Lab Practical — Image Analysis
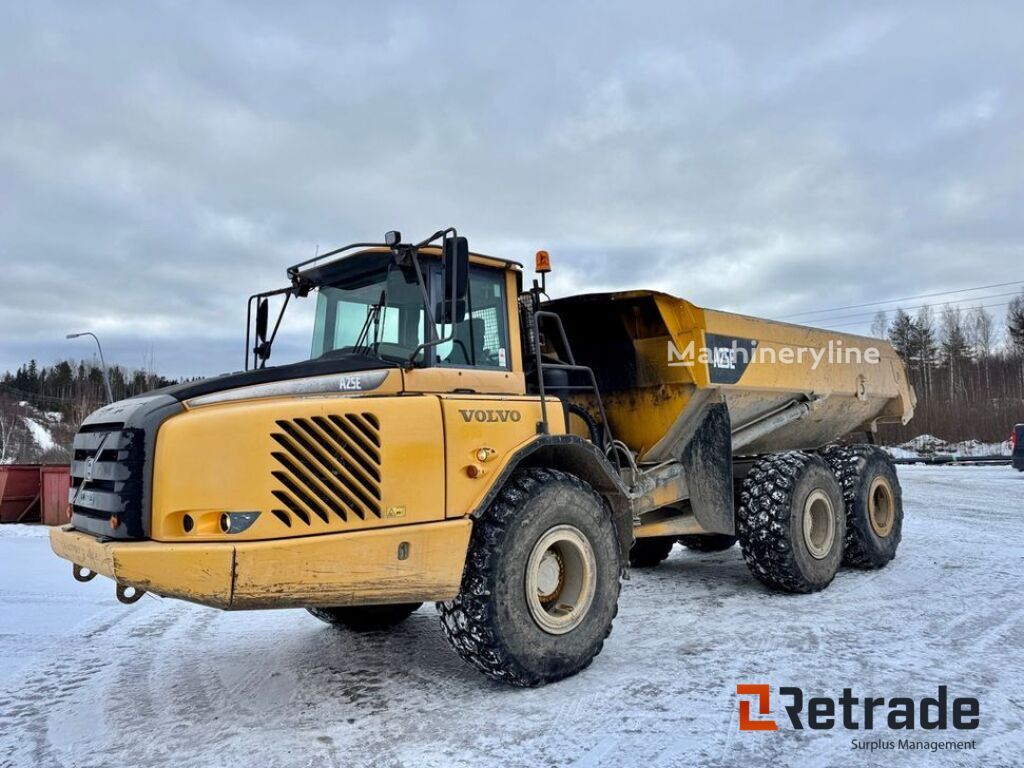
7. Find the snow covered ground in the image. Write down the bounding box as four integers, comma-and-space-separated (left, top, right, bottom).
1, 466, 1021, 767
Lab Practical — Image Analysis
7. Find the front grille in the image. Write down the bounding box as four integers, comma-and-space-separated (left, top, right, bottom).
269, 413, 382, 528
70, 421, 145, 533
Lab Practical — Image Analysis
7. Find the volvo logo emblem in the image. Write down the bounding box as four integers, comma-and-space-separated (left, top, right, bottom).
84, 457, 95, 482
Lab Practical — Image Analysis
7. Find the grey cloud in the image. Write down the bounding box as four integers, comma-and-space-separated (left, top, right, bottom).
2, 1, 1022, 377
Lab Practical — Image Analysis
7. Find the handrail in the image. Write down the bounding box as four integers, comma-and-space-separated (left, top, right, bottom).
287, 242, 385, 279
531, 311, 616, 466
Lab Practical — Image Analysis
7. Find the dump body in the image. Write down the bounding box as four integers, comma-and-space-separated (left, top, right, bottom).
549, 291, 915, 461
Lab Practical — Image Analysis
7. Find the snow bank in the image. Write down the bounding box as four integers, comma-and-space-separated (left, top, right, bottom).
884, 434, 1012, 459
0, 523, 51, 538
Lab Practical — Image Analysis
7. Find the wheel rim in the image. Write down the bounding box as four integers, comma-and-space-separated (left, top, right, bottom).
802, 489, 835, 560
525, 524, 596, 635
868, 476, 895, 537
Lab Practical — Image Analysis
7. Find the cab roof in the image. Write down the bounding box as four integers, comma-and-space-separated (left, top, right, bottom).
295, 246, 521, 287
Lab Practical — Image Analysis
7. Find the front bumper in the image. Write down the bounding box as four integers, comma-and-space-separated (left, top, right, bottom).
50, 519, 471, 610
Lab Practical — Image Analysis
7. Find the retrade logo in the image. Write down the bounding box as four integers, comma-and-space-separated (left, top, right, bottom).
736, 685, 980, 732
737, 684, 778, 731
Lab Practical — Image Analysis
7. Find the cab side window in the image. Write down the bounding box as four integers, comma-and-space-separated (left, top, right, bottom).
435, 266, 510, 369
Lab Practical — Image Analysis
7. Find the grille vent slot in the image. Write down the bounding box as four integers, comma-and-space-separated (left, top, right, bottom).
269, 413, 381, 527
70, 422, 145, 535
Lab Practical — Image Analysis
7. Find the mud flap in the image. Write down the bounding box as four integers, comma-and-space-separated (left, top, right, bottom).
679, 402, 735, 536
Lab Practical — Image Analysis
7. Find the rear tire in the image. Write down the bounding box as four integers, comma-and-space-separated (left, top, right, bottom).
736, 451, 845, 593
822, 444, 903, 568
307, 603, 422, 631
628, 536, 675, 567
678, 533, 737, 552
438, 468, 621, 687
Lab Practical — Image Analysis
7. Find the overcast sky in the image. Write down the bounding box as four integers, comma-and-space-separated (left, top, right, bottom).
2, 2, 1022, 378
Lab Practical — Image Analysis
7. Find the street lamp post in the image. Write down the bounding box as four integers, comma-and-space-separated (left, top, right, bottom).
66, 332, 114, 404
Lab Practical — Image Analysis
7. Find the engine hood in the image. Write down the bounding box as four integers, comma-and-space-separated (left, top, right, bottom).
153, 354, 398, 403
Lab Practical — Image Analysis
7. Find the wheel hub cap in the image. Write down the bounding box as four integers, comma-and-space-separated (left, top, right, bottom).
525, 525, 596, 635
868, 476, 895, 537
803, 489, 835, 560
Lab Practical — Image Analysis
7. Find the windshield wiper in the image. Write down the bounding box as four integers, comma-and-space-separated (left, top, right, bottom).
353, 291, 386, 356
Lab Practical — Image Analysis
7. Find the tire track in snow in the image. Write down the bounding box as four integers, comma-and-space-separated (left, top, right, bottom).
0, 605, 173, 768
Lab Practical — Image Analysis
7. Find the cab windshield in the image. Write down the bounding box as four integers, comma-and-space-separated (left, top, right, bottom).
309, 257, 511, 369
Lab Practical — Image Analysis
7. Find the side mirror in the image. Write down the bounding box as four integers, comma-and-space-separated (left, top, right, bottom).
442, 236, 469, 323
256, 298, 269, 344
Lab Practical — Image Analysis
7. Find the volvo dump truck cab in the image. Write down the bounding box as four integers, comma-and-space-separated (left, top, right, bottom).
51, 228, 915, 686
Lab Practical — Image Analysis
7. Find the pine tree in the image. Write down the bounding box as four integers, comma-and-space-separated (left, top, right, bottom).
940, 305, 970, 402
52, 361, 74, 401
940, 305, 971, 366
1008, 293, 1024, 354
888, 308, 914, 360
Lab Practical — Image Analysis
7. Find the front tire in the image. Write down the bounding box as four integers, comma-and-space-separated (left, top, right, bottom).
736, 451, 845, 593
307, 603, 422, 631
438, 468, 621, 687
822, 444, 903, 568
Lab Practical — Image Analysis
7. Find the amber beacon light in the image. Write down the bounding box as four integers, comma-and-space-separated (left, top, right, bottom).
535, 249, 551, 273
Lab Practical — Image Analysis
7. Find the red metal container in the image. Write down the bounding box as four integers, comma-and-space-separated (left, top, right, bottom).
41, 465, 72, 526
0, 464, 42, 523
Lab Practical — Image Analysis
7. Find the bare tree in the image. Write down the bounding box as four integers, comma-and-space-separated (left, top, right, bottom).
964, 305, 996, 393
913, 304, 937, 397
0, 398, 29, 464
965, 305, 995, 357
870, 310, 888, 339
0, 411, 13, 464
940, 305, 970, 402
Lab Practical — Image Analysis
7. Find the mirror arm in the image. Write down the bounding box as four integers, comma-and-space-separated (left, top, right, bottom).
245, 294, 255, 371
405, 245, 466, 369
414, 227, 456, 249
258, 291, 292, 369
245, 285, 293, 371
405, 249, 448, 368
405, 227, 470, 369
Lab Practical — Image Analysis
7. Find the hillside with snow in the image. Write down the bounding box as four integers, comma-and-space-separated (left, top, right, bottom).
0, 401, 72, 464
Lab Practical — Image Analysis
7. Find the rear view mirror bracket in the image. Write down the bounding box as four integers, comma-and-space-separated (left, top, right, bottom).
440, 235, 469, 324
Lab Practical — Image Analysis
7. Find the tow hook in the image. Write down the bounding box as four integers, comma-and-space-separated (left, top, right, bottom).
72, 563, 97, 582
116, 583, 146, 604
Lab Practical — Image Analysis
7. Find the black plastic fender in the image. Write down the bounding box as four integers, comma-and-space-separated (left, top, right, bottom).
470, 435, 635, 566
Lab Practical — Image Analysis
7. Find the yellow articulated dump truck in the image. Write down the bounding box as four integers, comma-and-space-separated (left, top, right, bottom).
51, 228, 915, 686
